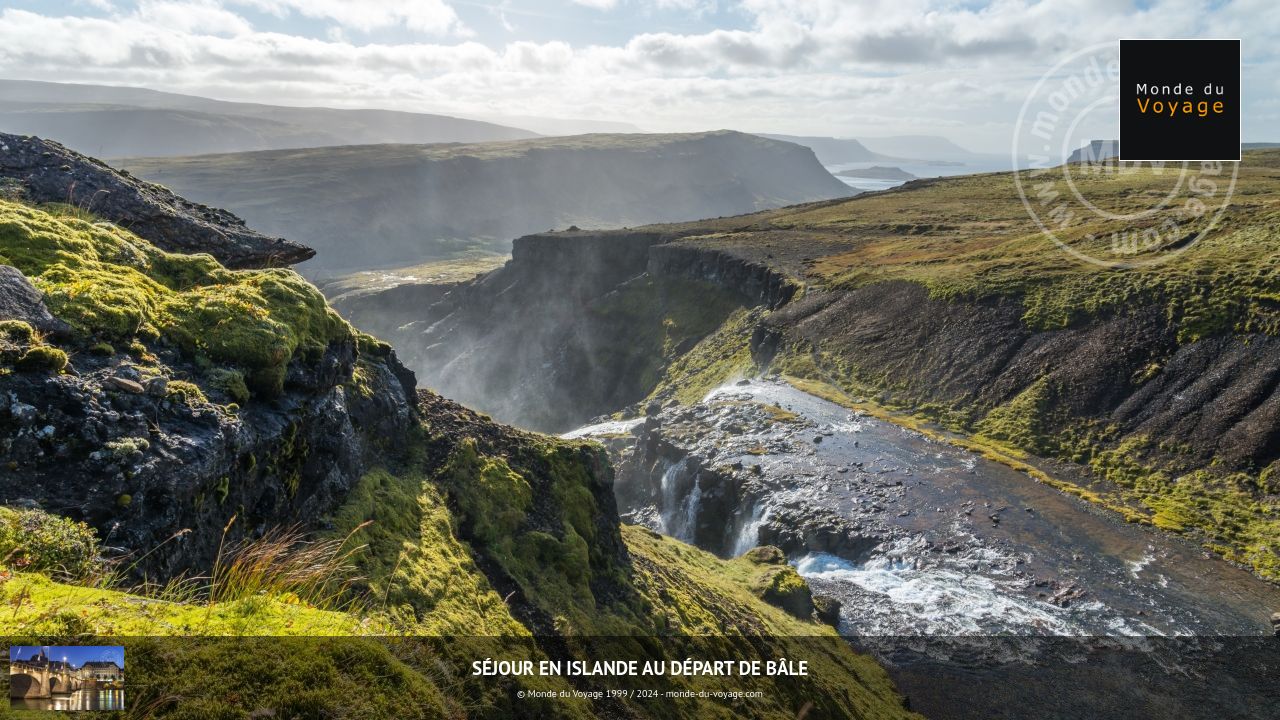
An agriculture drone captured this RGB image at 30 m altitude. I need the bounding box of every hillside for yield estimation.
[0,79,537,156]
[758,134,888,164]
[119,131,855,275]
[0,135,916,719]
[375,151,1280,584]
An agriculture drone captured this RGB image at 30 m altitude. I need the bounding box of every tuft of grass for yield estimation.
[208,520,372,612]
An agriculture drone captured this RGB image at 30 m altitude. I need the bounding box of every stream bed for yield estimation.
[569,377,1280,718]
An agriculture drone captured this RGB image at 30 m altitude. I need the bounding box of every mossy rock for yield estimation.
[742,545,786,565]
[751,565,814,619]
[0,318,35,344]
[14,345,67,373]
[0,199,355,400]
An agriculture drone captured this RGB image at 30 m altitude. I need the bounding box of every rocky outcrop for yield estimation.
[648,243,798,309]
[0,265,69,338]
[0,133,313,268]
[380,227,773,431]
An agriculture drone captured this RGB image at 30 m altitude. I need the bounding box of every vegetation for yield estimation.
[0,507,101,581]
[0,199,357,398]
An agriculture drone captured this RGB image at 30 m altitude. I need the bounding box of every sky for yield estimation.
[0,0,1275,153]
[10,645,125,668]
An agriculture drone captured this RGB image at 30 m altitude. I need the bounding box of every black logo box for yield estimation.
[1119,39,1240,161]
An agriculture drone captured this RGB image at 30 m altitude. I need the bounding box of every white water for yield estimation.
[658,458,689,537]
[560,418,644,439]
[795,551,1085,635]
[732,504,769,557]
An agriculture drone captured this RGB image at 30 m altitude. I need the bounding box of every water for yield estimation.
[827,156,1016,191]
[10,689,125,711]
[585,378,1280,637]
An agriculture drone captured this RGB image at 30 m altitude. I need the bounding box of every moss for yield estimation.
[166,379,207,405]
[0,572,380,636]
[975,377,1057,455]
[0,319,35,344]
[750,565,814,619]
[356,331,393,358]
[104,436,150,459]
[88,340,114,356]
[0,199,356,400]
[647,308,758,406]
[13,345,67,373]
[0,507,100,580]
[207,367,250,404]
[115,493,132,508]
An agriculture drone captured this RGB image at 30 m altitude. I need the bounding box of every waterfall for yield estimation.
[658,458,689,535]
[731,504,768,557]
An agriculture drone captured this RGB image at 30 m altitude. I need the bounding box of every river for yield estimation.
[568,378,1280,718]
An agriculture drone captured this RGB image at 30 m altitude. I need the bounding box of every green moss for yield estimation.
[104,436,150,459]
[13,345,67,373]
[0,199,356,399]
[0,507,100,580]
[166,379,207,405]
[0,319,35,344]
[975,377,1057,455]
[88,341,114,356]
[647,308,758,406]
[207,367,250,404]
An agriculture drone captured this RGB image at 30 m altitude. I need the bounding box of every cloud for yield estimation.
[0,1,1274,151]
[228,0,467,35]
[569,0,620,9]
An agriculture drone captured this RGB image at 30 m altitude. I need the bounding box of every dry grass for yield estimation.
[208,516,372,611]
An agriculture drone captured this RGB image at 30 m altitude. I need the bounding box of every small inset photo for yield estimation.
[9,646,124,712]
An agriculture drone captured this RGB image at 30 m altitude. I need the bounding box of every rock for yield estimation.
[0,133,312,268]
[105,376,145,394]
[743,545,787,565]
[144,376,169,397]
[0,265,71,338]
[812,594,842,627]
[1271,612,1279,636]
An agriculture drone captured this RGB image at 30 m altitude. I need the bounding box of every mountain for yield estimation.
[1068,139,1120,163]
[470,114,644,135]
[119,131,855,275]
[0,79,537,156]
[0,133,918,719]
[857,134,978,160]
[757,133,888,164]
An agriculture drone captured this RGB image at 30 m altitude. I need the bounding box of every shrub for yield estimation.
[0,507,100,580]
[14,345,68,373]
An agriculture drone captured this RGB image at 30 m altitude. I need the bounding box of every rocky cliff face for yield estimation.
[0,155,411,576]
[0,133,313,268]
[377,223,798,432]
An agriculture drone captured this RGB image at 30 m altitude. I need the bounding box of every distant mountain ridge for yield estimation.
[758,134,889,164]
[119,130,855,275]
[0,79,538,157]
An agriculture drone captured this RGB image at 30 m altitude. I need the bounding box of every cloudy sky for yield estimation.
[0,0,1275,152]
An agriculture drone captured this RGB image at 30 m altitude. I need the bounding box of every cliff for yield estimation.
[118,131,855,274]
